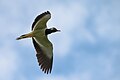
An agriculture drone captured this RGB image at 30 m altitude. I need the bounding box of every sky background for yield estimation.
[0,0,120,80]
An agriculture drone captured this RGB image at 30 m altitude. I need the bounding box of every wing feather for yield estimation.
[32,11,51,31]
[32,38,53,74]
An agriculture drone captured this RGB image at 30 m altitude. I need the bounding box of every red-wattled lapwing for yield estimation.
[16,11,60,74]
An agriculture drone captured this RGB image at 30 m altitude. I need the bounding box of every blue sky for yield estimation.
[0,0,120,80]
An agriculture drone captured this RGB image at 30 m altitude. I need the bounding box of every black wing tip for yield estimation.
[46,11,51,14]
[46,11,50,13]
[41,11,51,15]
[42,68,52,74]
[40,64,52,74]
[36,53,53,74]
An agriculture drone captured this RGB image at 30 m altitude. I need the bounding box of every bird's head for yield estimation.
[45,27,60,35]
[50,27,60,33]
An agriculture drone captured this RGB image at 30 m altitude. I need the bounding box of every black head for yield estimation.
[45,27,60,35]
[50,27,60,32]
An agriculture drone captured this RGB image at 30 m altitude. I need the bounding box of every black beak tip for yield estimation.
[57,30,61,32]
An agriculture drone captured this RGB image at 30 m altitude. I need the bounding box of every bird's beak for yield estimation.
[57,30,61,32]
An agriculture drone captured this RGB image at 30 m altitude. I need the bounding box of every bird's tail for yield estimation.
[16,32,33,40]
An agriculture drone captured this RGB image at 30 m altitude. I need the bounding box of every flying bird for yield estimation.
[16,11,60,74]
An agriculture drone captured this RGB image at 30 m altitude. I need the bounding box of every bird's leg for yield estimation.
[16,32,33,40]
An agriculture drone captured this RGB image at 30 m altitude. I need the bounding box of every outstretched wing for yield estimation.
[32,11,51,31]
[32,36,53,74]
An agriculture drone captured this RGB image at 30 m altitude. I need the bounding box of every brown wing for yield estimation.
[32,38,53,74]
